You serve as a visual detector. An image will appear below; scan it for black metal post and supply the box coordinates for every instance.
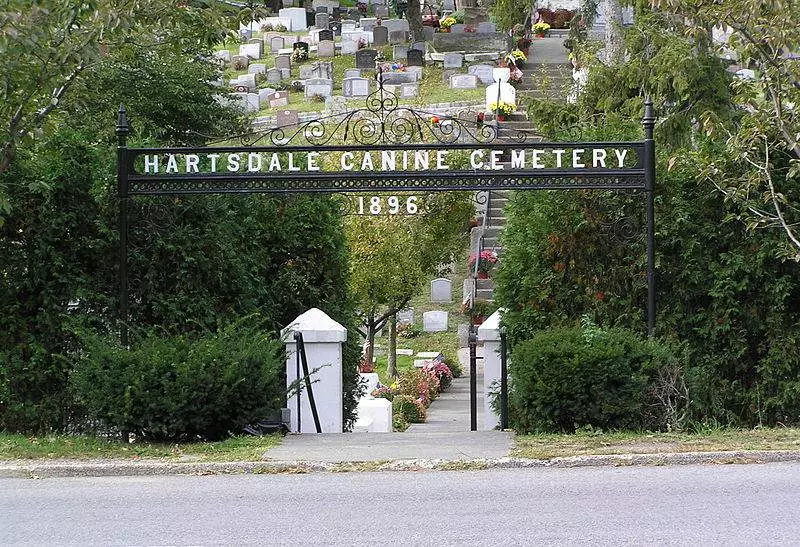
[295,331,322,433]
[116,105,130,347]
[499,327,508,430]
[295,333,301,433]
[469,332,477,431]
[642,99,657,338]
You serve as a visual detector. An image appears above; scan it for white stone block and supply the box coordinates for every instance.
[354,397,392,432]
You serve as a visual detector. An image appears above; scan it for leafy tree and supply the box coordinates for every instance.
[346,194,472,375]
[660,0,800,260]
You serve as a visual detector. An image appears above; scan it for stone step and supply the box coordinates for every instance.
[476,278,495,290]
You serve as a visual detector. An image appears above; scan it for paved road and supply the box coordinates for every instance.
[4,463,800,545]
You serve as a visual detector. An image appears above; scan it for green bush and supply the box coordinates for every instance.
[72,321,283,441]
[508,324,676,433]
[441,350,463,378]
[392,395,426,424]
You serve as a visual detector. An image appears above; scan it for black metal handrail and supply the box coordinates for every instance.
[293,331,322,434]
[499,327,509,430]
[470,191,492,333]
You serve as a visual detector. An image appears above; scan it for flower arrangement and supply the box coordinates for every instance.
[464,25,476,32]
[439,16,457,30]
[533,21,551,36]
[468,249,499,274]
[487,101,515,117]
[291,47,308,63]
[357,37,367,50]
[381,61,406,72]
[510,49,527,62]
[423,360,453,392]
[275,23,288,32]
[516,36,532,52]
[358,358,375,373]
[509,67,523,85]
[371,385,394,401]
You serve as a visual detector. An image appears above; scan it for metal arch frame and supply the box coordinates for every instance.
[115,83,658,345]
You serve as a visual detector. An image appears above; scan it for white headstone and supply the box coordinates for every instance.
[239,42,262,59]
[341,39,359,55]
[423,310,449,332]
[468,64,495,84]
[485,81,515,110]
[430,278,453,302]
[305,77,334,98]
[248,63,267,74]
[451,73,478,89]
[397,308,415,324]
[279,7,308,31]
[343,76,370,97]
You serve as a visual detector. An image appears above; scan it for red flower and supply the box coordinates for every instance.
[595,291,605,301]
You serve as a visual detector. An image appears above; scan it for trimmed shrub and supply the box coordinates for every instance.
[72,321,283,441]
[509,323,677,433]
[440,350,463,378]
[392,395,427,424]
[396,368,439,406]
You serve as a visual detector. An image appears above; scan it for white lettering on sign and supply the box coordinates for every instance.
[356,196,419,215]
[137,147,639,175]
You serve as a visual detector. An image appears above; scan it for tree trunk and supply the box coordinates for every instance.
[406,0,425,43]
[364,314,376,366]
[387,314,398,378]
[602,0,623,65]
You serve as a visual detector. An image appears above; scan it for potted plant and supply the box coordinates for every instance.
[509,48,527,68]
[468,299,497,325]
[439,16,456,32]
[516,36,532,55]
[468,249,499,278]
[533,21,551,38]
[487,101,515,122]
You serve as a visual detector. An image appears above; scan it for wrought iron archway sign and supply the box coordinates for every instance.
[116,86,657,344]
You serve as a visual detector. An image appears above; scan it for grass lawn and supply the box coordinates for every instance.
[0,433,281,462]
[513,428,800,459]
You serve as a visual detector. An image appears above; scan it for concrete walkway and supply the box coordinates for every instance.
[264,345,514,463]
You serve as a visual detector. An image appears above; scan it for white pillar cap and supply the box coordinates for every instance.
[477,308,505,342]
[281,308,347,343]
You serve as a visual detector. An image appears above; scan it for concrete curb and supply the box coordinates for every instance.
[3,450,800,479]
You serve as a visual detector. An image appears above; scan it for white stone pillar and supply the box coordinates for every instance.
[477,309,504,430]
[281,308,346,433]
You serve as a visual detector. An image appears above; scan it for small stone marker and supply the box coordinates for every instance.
[401,83,419,97]
[383,18,409,34]
[239,42,261,59]
[374,5,389,18]
[373,25,389,46]
[430,278,453,303]
[411,41,426,52]
[356,48,378,69]
[304,77,334,98]
[389,30,408,44]
[330,21,342,36]
[341,39,358,54]
[318,39,336,57]
[275,55,292,70]
[359,17,377,31]
[319,29,334,42]
[393,44,409,59]
[423,26,435,41]
[214,50,231,63]
[266,67,283,84]
[477,22,496,33]
[276,109,300,127]
[380,71,416,85]
[397,308,415,324]
[344,68,361,79]
[468,64,495,84]
[269,90,290,107]
[416,351,444,360]
[450,73,478,89]
[343,76,370,97]
[423,310,449,332]
[405,66,423,80]
[258,87,276,102]
[315,12,330,29]
[406,49,424,66]
[271,36,285,53]
[443,52,464,68]
[396,348,414,356]
[248,63,266,74]
[231,55,250,70]
[450,24,465,34]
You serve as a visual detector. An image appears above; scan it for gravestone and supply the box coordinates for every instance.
[214,50,231,63]
[373,25,388,46]
[275,55,292,70]
[293,41,310,56]
[443,52,464,68]
[319,29,334,42]
[486,81,515,111]
[397,308,415,325]
[382,18,409,34]
[400,82,419,97]
[318,39,336,57]
[389,30,408,44]
[233,73,257,91]
[343,76,371,97]
[341,39,359,54]
[315,6,328,14]
[406,49,424,66]
[359,17,377,31]
[284,35,299,46]
[258,87,276,103]
[280,67,291,80]
[342,22,357,33]
[442,0,455,10]
[430,278,453,302]
[271,36,285,53]
[374,5,389,18]
[304,77,334,98]
[423,26,435,42]
[451,73,478,89]
[423,311,449,332]
[276,109,300,127]
[405,66,423,80]
[269,90,290,107]
[248,63,266,74]
[411,41,426,52]
[347,9,361,21]
[477,22,496,33]
[356,48,378,69]
[325,95,348,114]
[315,13,330,29]
[393,44,409,59]
[380,71,415,85]
[266,68,283,84]
[468,64,495,85]
[279,7,308,31]
[451,24,466,33]
[231,55,250,70]
[330,21,342,36]
[344,68,361,79]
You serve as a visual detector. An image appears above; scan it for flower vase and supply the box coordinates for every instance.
[496,114,507,122]
[536,32,545,38]
[472,314,485,326]
[477,270,489,279]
